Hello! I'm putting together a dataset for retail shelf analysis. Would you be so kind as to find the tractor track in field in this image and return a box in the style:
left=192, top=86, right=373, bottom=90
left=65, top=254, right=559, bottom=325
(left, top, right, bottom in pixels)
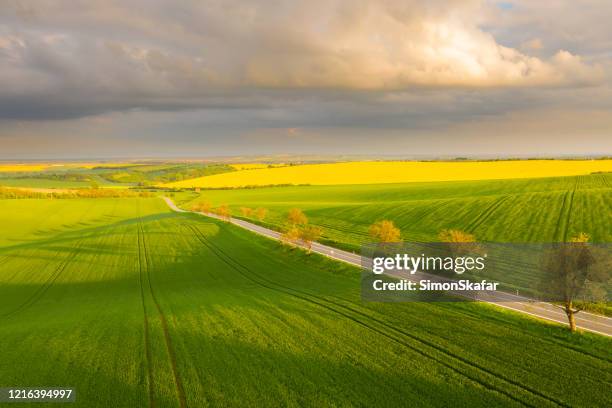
left=136, top=223, right=155, bottom=408
left=397, top=297, right=612, bottom=365
left=312, top=220, right=370, bottom=237
left=562, top=189, right=576, bottom=243
left=0, top=237, right=86, bottom=319
left=0, top=201, right=99, bottom=319
left=138, top=220, right=188, bottom=408
left=185, top=222, right=568, bottom=408
left=322, top=287, right=612, bottom=365
left=465, top=196, right=509, bottom=234
left=553, top=189, right=576, bottom=242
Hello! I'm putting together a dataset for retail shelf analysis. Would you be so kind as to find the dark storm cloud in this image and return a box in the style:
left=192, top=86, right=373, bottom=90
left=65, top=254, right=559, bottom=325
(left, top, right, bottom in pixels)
left=0, top=0, right=610, bottom=157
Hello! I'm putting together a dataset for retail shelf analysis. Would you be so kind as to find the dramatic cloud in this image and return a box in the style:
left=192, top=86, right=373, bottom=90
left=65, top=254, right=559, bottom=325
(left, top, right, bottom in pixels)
left=0, top=0, right=607, bottom=119
left=0, top=0, right=610, bottom=157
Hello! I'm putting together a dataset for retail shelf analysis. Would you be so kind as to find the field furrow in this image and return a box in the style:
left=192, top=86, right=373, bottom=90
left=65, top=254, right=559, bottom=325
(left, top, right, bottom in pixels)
left=0, top=197, right=609, bottom=407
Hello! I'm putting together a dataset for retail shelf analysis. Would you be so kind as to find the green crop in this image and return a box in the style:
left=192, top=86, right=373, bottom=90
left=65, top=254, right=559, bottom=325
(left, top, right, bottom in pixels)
left=0, top=197, right=610, bottom=407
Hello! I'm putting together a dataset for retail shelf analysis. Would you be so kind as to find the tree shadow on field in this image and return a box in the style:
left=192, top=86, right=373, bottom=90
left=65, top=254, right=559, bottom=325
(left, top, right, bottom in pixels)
left=0, top=325, right=176, bottom=408
left=0, top=212, right=179, bottom=256
left=1, top=291, right=517, bottom=407
left=0, top=212, right=227, bottom=317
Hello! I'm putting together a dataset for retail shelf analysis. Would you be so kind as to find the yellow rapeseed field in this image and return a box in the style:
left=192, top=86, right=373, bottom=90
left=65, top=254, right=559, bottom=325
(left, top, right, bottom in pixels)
left=0, top=164, right=50, bottom=172
left=165, top=160, right=612, bottom=188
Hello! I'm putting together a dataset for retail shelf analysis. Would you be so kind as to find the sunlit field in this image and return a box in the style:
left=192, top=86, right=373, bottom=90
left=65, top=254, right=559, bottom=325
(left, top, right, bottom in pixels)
left=179, top=173, right=612, bottom=248
left=0, top=197, right=610, bottom=407
left=165, top=160, right=612, bottom=188
left=0, top=163, right=137, bottom=173
left=0, top=164, right=51, bottom=172
left=0, top=162, right=234, bottom=190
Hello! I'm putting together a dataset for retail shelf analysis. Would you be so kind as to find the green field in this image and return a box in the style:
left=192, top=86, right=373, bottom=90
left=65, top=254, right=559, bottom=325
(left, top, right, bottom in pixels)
left=0, top=178, right=94, bottom=189
left=0, top=174, right=130, bottom=189
left=178, top=173, right=612, bottom=249
left=97, top=163, right=235, bottom=185
left=0, top=162, right=235, bottom=190
left=0, top=197, right=610, bottom=407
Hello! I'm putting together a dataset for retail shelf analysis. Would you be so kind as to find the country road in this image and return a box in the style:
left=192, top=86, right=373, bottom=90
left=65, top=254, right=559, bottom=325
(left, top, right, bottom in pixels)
left=163, top=197, right=612, bottom=337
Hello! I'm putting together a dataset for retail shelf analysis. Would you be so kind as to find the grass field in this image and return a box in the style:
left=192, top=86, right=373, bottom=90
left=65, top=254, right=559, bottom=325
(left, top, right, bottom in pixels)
left=0, top=178, right=94, bottom=189
left=176, top=173, right=612, bottom=298
left=0, top=197, right=610, bottom=407
left=179, top=173, right=612, bottom=247
left=165, top=160, right=612, bottom=188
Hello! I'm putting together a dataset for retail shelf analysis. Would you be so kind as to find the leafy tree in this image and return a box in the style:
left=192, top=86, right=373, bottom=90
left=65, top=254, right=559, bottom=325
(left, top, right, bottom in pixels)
left=287, top=208, right=308, bottom=226
left=281, top=226, right=301, bottom=246
left=540, top=233, right=609, bottom=332
left=438, top=229, right=482, bottom=256
left=299, top=225, right=322, bottom=253
left=438, top=229, right=476, bottom=243
left=191, top=201, right=211, bottom=213
left=369, top=220, right=401, bottom=243
left=200, top=201, right=212, bottom=213
left=215, top=205, right=231, bottom=222
left=255, top=207, right=268, bottom=221
left=240, top=207, right=253, bottom=217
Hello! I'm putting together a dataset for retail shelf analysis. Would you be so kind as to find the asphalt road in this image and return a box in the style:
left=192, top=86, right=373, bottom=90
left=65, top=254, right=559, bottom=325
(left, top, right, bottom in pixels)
left=163, top=196, right=612, bottom=337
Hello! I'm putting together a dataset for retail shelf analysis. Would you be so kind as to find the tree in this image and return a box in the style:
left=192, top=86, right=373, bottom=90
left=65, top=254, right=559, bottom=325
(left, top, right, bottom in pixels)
left=438, top=229, right=482, bottom=256
left=540, top=233, right=608, bottom=332
left=255, top=207, right=268, bottom=222
left=281, top=225, right=301, bottom=246
left=438, top=229, right=476, bottom=243
left=215, top=205, right=231, bottom=222
left=287, top=208, right=308, bottom=226
left=240, top=207, right=253, bottom=217
left=191, top=201, right=211, bottom=213
left=299, top=225, right=322, bottom=252
left=200, top=201, right=212, bottom=213
left=369, top=220, right=401, bottom=243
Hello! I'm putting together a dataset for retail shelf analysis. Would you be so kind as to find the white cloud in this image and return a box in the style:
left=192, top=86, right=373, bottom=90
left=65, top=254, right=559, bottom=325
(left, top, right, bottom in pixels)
left=0, top=0, right=610, bottom=158
left=0, top=0, right=605, bottom=115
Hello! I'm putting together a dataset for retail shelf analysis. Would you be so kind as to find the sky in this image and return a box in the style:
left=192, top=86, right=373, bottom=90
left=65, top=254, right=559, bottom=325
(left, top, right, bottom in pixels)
left=0, top=0, right=611, bottom=159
